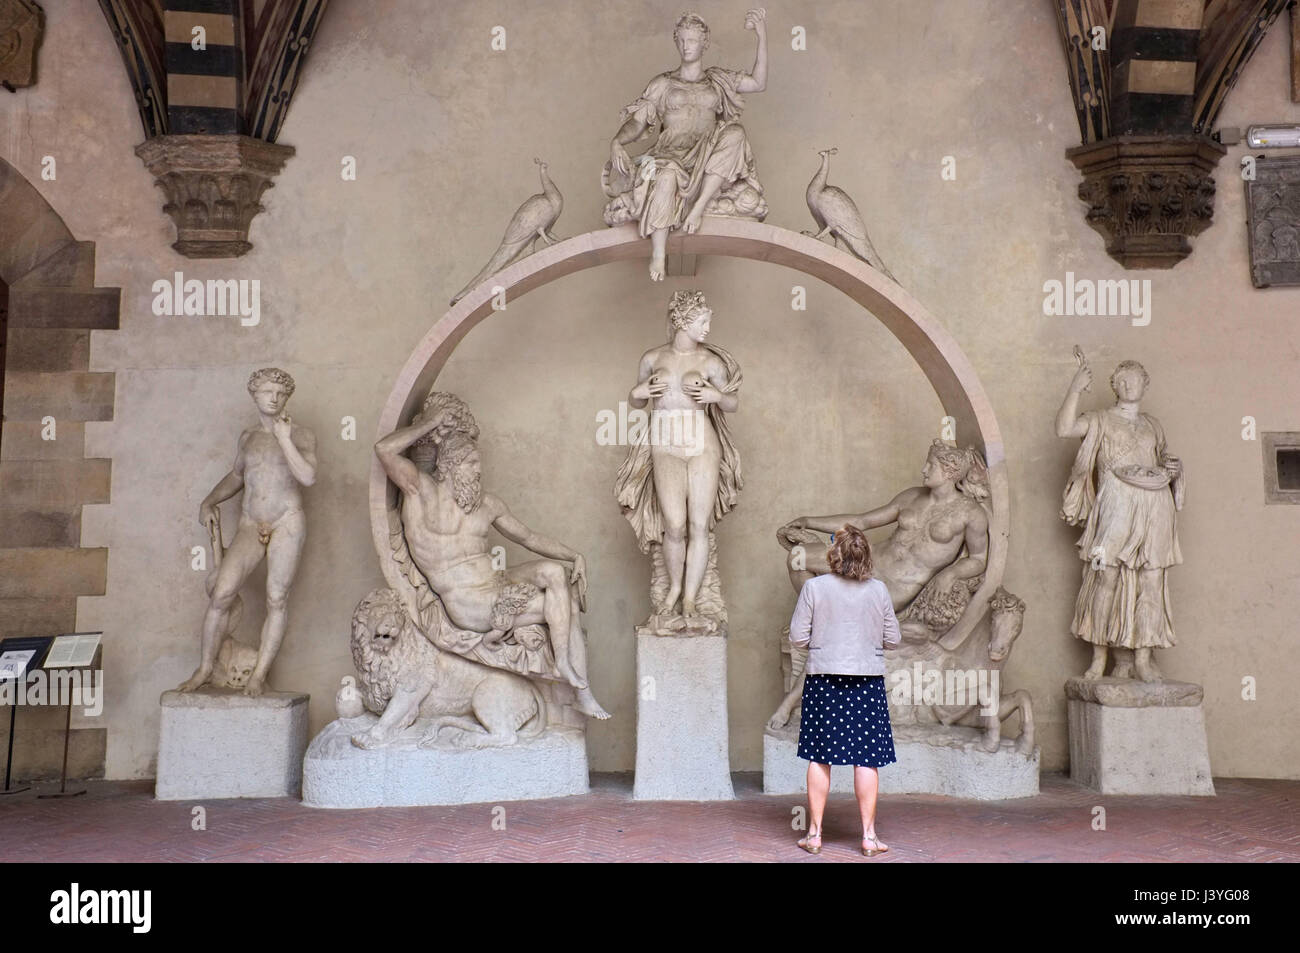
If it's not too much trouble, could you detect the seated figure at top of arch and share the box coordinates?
[603,9,770,282]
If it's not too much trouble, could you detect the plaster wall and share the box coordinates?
[3,0,1297,779]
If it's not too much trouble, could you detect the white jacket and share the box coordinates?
[788,574,900,676]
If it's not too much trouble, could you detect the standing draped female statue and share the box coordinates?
[1057,351,1184,682]
[615,290,742,635]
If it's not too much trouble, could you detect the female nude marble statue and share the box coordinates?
[178,368,317,696]
[768,441,992,729]
[615,290,742,632]
[780,440,990,628]
[604,9,769,281]
[1057,350,1183,682]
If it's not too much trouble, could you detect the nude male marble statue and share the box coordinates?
[178,368,317,696]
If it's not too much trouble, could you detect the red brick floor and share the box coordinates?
[1,773,1296,862]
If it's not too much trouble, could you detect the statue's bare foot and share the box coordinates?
[684,206,704,234]
[1135,653,1162,683]
[767,705,794,730]
[242,674,266,697]
[575,687,611,720]
[682,598,698,618]
[351,728,387,750]
[1017,733,1035,757]
[655,586,681,616]
[980,727,1000,753]
[176,669,211,693]
[649,252,666,282]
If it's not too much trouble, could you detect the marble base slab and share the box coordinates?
[763,722,1039,799]
[1066,677,1215,795]
[155,688,309,800]
[301,714,589,808]
[634,631,734,800]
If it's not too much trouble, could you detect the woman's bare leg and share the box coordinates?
[854,765,887,851]
[803,761,830,849]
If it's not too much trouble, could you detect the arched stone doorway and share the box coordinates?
[0,158,119,779]
[371,220,1009,650]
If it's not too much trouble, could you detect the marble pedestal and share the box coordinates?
[763,723,1039,799]
[1066,677,1215,795]
[634,631,734,800]
[156,688,309,800]
[301,715,589,808]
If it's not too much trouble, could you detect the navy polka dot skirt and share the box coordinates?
[797,673,897,768]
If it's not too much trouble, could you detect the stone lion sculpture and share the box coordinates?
[348,588,548,750]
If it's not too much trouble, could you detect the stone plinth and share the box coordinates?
[634,631,734,800]
[1066,677,1215,795]
[156,688,308,800]
[301,715,588,808]
[763,723,1039,799]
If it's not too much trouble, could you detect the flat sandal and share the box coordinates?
[862,834,889,857]
[797,831,823,855]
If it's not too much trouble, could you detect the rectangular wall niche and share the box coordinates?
[1262,432,1300,503]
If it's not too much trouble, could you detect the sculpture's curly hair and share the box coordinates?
[827,523,873,581]
[247,367,295,397]
[673,13,710,43]
[414,390,479,441]
[1109,360,1149,396]
[410,391,479,468]
[928,439,990,503]
[667,289,710,332]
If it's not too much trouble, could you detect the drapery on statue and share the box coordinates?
[615,290,742,636]
[178,368,317,696]
[1057,348,1184,683]
[603,9,769,281]
[373,391,609,724]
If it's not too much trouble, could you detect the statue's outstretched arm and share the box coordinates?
[491,499,579,564]
[735,8,768,93]
[1057,361,1092,439]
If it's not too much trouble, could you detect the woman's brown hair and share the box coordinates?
[827,524,873,581]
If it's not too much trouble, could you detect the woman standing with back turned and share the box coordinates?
[789,524,900,856]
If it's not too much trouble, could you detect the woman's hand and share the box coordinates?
[611,140,631,178]
[745,8,767,37]
[1069,363,1093,395]
[683,380,722,405]
[930,568,957,598]
[631,376,667,401]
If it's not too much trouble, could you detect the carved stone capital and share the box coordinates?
[0,0,43,90]
[134,135,295,258]
[1067,135,1227,269]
